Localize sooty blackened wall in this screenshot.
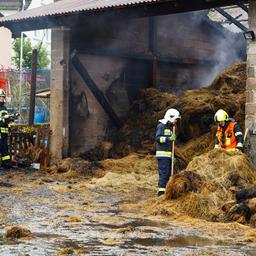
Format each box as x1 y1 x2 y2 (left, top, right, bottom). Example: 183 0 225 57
68 11 245 155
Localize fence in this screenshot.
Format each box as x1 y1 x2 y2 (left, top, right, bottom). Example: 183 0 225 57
9 124 51 169
0 68 50 124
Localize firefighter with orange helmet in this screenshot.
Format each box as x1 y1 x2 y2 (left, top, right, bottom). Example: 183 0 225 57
214 109 243 150
155 108 181 196
0 89 13 169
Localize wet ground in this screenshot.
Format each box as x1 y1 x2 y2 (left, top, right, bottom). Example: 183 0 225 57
0 169 256 255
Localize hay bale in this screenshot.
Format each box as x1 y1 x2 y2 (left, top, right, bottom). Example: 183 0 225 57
6 226 31 239
165 171 202 200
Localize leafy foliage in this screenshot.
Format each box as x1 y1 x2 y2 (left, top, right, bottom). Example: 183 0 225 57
12 38 50 69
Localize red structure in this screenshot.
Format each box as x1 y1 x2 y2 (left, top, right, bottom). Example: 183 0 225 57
0 71 10 97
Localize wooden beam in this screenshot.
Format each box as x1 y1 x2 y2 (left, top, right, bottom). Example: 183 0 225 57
238 3 248 12
29 49 38 126
71 51 123 129
215 7 248 31
78 47 217 66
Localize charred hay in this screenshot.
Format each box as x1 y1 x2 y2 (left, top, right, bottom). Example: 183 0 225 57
47 158 103 177
164 150 256 222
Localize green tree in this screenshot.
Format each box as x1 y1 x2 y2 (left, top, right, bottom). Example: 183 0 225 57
12 38 50 69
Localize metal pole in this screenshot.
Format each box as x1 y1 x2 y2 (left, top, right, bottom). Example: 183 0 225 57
18 2 25 123
171 125 175 177
18 32 24 122
29 49 38 126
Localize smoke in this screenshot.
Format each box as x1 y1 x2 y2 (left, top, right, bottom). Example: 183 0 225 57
157 10 246 92
199 14 246 86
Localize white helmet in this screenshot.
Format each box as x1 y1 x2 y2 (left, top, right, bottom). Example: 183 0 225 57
164 108 181 123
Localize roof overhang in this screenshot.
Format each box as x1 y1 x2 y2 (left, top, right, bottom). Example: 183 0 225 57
0 0 249 33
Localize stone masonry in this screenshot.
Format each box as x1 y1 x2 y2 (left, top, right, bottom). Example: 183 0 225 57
50 26 70 160
245 1 256 166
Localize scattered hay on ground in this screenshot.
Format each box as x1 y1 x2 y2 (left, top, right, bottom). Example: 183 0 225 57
5 226 31 239
58 248 74 255
66 216 82 223
116 226 135 233
100 153 156 174
90 154 157 190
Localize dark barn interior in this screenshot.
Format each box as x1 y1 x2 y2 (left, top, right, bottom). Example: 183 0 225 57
69 11 246 155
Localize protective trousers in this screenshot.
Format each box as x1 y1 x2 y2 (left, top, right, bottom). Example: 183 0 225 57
0 133 11 168
157 158 171 194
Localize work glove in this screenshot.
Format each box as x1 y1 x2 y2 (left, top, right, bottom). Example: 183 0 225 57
10 113 20 121
236 142 243 150
166 133 176 142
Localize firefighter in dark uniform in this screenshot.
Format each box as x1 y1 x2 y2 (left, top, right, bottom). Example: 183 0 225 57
155 108 181 196
0 89 13 169
214 109 243 151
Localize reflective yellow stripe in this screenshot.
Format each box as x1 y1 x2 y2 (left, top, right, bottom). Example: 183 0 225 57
235 132 243 136
0 110 8 116
160 137 166 143
164 129 171 135
158 188 166 192
0 128 8 133
226 148 239 152
0 111 8 121
156 151 172 158
2 155 10 161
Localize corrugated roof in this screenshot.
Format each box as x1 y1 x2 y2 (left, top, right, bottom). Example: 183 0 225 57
0 0 249 33
0 0 160 22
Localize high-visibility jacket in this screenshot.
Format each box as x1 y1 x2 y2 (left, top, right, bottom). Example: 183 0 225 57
155 121 174 159
0 105 12 134
215 120 243 150
0 104 12 165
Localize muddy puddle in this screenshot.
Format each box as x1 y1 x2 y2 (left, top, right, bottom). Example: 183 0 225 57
0 170 256 255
